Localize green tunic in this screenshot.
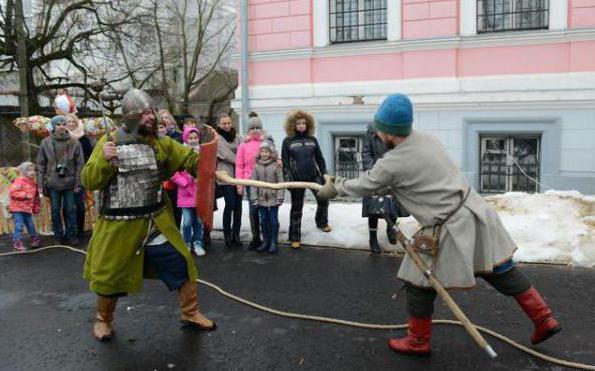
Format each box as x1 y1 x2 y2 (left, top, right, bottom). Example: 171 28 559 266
81 135 199 295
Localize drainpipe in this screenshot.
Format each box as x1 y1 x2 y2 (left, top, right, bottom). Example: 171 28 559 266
240 0 250 134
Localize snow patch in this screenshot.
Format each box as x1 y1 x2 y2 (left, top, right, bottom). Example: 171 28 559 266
212 191 595 268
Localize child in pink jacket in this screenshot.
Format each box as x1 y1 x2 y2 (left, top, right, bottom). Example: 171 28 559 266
9 161 41 251
171 127 204 256
235 117 266 249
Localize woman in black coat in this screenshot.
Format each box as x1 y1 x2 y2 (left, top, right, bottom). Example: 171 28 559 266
361 123 409 253
281 110 331 249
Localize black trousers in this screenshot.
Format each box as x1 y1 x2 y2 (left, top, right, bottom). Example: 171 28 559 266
405 264 531 318
221 185 242 237
288 188 328 242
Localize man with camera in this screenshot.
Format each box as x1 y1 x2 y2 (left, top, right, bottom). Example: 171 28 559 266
37 115 84 245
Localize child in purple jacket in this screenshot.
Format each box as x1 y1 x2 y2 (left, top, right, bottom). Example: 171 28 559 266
171 127 204 256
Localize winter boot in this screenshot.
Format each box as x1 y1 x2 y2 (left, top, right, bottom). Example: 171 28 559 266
93 296 118 341
387 220 398 245
291 241 301 249
269 222 279 254
30 235 41 249
388 316 432 355
194 241 206 256
514 286 561 344
224 232 234 248
12 239 25 252
178 281 217 331
232 232 243 248
202 230 211 247
318 225 332 233
247 211 262 250
369 228 382 254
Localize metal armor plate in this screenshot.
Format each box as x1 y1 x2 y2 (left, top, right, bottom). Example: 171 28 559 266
100 143 164 220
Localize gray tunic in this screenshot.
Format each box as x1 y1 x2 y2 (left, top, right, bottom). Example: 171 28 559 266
335 131 517 289
216 134 241 185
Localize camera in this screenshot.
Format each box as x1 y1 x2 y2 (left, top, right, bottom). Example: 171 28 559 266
56 163 68 177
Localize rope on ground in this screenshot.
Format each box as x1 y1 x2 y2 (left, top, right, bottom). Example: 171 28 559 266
1 245 594 370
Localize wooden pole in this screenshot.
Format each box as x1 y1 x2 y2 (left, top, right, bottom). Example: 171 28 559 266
215 171 323 192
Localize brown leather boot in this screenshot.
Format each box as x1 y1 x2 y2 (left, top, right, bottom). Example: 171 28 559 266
93 296 118 341
514 286 561 344
178 281 217 331
388 316 432 355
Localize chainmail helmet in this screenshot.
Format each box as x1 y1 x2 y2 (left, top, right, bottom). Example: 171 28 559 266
121 88 157 133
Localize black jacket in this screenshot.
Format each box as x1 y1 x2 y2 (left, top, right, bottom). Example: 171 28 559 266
281 133 327 182
361 123 387 171
78 135 94 163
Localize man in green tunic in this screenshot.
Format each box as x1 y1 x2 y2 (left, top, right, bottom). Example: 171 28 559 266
81 88 216 341
317 93 560 356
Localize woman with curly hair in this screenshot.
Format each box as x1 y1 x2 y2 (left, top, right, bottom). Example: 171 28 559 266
281 110 331 249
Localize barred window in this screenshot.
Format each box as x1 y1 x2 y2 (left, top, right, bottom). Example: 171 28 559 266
477 0 549 33
329 0 387 44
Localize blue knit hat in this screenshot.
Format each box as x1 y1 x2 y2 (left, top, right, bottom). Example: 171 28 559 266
50 115 66 129
374 94 413 136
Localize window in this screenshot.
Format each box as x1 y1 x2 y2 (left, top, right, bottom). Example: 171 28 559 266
329 0 387 43
479 135 541 193
477 0 549 33
334 135 363 178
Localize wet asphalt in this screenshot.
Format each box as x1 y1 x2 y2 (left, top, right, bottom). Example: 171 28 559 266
1 235 594 371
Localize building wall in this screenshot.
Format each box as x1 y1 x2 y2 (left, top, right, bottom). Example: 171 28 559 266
248 0 312 52
569 0 595 28
248 40 595 85
237 1 595 194
402 0 459 39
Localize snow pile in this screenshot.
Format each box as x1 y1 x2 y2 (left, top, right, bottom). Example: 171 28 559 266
484 191 595 267
212 191 595 267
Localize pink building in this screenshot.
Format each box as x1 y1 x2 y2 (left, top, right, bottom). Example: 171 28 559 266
234 0 595 194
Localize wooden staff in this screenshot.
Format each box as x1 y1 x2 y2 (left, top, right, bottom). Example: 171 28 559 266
215 171 323 191
382 213 498 358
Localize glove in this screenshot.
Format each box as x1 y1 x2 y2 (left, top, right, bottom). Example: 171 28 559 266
316 174 338 200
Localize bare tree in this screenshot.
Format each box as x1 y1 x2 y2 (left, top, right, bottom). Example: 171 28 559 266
148 0 236 115
0 0 149 113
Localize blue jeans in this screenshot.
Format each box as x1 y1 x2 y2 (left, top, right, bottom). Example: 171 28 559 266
259 206 279 242
48 189 77 239
13 212 37 241
181 207 203 247
221 185 242 236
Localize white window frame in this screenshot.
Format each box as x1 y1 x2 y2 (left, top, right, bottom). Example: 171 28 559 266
460 0 567 37
314 0 401 48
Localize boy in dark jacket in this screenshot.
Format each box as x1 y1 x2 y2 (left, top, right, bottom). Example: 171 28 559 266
250 141 284 254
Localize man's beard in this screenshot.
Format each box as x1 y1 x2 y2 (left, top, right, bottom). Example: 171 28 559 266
384 140 395 150
138 120 157 137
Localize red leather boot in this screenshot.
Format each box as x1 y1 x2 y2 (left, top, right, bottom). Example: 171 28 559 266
514 286 561 344
388 316 432 355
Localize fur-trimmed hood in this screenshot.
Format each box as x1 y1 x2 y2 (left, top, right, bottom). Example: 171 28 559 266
284 109 316 137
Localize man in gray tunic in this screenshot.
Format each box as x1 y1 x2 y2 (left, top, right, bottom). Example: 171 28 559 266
317 93 561 356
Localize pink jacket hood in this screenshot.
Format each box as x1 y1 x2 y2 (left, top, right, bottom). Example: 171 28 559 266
182 126 199 144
